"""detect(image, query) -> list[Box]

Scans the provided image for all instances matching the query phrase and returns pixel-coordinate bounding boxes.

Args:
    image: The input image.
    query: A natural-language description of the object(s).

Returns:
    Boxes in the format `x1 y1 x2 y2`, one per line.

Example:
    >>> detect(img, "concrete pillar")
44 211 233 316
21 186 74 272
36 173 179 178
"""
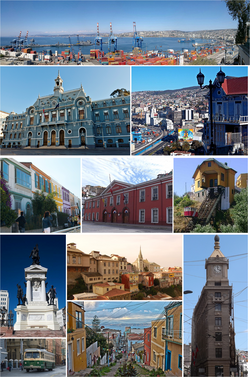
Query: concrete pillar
26 279 31 303
49 112 52 122
41 279 46 302
57 110 59 121
42 113 45 123
65 109 67 121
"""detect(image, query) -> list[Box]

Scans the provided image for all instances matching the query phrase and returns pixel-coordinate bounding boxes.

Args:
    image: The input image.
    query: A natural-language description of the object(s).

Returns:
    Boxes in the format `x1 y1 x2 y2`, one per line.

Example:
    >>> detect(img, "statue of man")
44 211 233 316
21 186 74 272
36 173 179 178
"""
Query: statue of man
29 244 40 265
48 285 56 305
17 285 23 305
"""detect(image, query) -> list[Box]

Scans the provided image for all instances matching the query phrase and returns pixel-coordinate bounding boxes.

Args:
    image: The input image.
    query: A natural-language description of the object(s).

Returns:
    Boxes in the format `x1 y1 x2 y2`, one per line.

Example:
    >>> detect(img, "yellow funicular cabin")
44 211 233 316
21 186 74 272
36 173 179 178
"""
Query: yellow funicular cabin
23 348 55 372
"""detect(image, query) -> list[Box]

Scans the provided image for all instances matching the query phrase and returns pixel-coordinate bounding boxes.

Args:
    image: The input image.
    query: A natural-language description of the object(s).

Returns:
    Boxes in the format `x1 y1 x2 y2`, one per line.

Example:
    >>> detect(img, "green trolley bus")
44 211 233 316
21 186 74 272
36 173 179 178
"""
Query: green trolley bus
23 348 55 372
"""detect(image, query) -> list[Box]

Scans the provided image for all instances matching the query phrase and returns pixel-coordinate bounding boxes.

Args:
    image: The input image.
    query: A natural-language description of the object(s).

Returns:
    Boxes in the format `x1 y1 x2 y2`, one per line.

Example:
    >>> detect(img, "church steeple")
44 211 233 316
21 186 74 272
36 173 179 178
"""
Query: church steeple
138 246 143 272
54 70 64 95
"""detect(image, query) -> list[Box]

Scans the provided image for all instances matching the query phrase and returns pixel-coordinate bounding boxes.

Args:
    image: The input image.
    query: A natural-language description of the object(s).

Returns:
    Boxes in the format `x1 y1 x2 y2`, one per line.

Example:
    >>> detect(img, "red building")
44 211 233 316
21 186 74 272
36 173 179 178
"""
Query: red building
144 328 151 366
84 172 172 227
139 272 154 287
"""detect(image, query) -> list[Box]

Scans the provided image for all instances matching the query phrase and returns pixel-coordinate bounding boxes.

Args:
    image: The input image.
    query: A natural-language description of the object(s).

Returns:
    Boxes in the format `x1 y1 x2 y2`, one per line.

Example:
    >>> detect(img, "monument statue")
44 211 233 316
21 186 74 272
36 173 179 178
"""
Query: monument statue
21 294 27 306
17 284 23 305
29 244 40 265
48 285 56 305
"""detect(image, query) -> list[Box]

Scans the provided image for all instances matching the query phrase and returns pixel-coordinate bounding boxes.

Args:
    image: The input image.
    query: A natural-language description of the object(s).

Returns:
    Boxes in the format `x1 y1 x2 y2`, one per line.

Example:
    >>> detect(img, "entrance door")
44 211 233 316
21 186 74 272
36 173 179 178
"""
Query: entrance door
210 179 213 187
103 211 107 222
67 343 73 372
43 131 48 146
123 210 129 223
166 351 171 370
68 139 72 148
51 131 56 146
111 210 117 223
28 138 31 146
80 128 86 146
59 130 64 145
81 135 85 145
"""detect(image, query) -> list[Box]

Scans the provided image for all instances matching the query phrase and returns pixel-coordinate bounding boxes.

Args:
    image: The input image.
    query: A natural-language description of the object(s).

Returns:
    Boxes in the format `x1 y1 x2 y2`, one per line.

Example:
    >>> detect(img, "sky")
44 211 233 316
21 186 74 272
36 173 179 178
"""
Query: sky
82 301 175 331
1 235 66 322
184 234 248 351
1 1 237 36
0 66 130 114
67 234 182 267
13 157 81 198
132 66 248 92
174 157 248 196
81 156 173 187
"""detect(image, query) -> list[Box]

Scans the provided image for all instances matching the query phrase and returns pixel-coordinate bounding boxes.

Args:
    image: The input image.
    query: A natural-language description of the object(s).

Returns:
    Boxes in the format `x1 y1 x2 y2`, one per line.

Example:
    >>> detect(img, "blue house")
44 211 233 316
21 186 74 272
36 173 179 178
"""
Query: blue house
204 76 248 154
2 71 130 150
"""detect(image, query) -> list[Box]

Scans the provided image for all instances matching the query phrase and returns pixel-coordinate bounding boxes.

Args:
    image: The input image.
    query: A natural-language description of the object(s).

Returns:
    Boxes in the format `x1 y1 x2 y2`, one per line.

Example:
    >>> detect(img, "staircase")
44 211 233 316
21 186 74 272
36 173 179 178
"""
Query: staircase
198 187 225 225
185 187 225 231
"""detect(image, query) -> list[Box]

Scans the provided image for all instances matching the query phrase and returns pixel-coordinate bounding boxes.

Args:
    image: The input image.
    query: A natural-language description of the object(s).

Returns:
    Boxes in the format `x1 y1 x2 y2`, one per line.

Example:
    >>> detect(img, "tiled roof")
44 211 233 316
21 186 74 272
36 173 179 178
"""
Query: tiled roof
103 289 129 297
222 76 248 95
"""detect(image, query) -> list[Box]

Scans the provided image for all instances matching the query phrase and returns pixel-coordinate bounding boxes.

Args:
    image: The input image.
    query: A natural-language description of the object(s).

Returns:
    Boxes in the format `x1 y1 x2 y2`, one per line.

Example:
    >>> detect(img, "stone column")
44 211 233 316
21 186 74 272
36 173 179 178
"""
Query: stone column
41 279 46 302
57 110 59 121
26 279 31 304
42 113 45 123
65 109 67 121
49 112 52 122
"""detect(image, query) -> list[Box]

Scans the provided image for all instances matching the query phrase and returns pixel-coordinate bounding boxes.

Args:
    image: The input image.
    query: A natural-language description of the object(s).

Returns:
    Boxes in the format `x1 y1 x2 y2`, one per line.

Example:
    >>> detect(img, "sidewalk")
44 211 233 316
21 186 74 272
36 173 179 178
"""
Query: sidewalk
69 356 126 376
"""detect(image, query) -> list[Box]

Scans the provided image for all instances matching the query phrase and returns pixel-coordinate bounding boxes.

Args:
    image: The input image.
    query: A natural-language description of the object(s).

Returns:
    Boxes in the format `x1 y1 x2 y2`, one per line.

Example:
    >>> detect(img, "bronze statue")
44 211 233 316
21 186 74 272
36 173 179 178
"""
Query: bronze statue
48 285 56 305
17 285 23 305
29 244 40 265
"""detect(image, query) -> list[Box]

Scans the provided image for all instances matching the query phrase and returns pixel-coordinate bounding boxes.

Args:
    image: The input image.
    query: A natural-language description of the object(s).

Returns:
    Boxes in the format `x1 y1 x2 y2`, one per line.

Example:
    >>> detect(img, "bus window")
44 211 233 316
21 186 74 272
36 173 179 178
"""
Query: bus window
33 352 40 359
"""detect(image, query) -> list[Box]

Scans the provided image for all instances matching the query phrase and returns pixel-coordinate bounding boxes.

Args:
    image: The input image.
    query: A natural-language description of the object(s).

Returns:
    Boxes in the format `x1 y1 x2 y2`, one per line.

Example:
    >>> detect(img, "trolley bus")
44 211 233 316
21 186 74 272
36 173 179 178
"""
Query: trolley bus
23 348 55 372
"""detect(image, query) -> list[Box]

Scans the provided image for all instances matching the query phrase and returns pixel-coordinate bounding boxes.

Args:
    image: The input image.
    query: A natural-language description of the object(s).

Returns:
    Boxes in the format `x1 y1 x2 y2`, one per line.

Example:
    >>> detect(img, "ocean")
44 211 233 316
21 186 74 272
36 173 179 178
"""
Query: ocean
1 36 213 55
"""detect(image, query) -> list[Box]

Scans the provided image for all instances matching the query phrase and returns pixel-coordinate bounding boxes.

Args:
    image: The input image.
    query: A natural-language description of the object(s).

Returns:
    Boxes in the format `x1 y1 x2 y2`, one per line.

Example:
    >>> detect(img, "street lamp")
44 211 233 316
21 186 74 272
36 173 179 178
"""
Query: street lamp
197 68 225 154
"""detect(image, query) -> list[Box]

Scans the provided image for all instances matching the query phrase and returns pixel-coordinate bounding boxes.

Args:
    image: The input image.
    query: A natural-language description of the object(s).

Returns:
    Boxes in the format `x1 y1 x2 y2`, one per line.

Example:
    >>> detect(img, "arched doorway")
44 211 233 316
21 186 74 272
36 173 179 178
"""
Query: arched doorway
51 130 56 146
68 139 72 148
59 130 64 145
43 131 48 146
79 127 86 146
28 132 32 146
111 209 117 223
122 208 129 223
103 210 108 222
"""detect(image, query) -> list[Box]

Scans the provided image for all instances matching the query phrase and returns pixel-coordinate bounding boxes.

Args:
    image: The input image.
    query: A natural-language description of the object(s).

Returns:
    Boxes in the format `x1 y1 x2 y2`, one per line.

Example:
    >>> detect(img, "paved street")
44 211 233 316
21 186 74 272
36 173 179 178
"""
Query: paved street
82 222 172 233
0 148 129 156
1 366 66 376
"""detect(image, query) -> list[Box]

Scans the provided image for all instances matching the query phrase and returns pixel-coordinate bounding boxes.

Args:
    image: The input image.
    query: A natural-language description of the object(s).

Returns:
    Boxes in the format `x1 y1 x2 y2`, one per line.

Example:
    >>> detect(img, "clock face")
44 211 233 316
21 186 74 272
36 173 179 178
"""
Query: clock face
214 265 221 273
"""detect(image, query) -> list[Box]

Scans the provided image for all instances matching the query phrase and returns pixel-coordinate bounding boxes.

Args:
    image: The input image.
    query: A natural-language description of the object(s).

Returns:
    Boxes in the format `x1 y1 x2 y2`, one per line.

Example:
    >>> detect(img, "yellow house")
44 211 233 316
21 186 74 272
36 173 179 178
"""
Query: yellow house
164 302 182 376
67 301 87 373
50 178 63 212
193 159 236 205
150 318 165 371
236 173 248 189
93 282 125 295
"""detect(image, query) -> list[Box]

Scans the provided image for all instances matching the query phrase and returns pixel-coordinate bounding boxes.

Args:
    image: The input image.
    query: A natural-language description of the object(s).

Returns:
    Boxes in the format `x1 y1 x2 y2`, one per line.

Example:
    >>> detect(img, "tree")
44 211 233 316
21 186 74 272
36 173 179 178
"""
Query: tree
154 278 160 286
32 191 58 217
92 315 101 332
225 0 250 44
182 141 191 151
110 88 130 98
86 326 111 357
144 266 149 272
189 57 218 65
220 188 248 233
0 174 17 227
191 224 216 233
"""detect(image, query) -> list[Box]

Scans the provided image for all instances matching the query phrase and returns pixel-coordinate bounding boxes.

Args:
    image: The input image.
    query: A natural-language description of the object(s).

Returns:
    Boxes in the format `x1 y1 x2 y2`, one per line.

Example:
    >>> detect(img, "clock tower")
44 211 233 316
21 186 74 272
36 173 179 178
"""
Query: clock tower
191 235 236 377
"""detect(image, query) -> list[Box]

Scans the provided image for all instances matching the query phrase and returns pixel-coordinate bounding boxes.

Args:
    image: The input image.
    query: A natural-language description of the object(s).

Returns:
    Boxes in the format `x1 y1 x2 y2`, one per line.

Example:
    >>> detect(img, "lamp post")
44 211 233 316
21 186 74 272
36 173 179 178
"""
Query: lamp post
197 68 225 154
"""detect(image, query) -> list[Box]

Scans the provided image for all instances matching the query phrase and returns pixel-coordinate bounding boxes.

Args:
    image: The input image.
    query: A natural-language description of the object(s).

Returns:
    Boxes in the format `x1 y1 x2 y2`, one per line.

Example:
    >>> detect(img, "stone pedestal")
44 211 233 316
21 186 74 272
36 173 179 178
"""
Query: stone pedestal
14 263 60 331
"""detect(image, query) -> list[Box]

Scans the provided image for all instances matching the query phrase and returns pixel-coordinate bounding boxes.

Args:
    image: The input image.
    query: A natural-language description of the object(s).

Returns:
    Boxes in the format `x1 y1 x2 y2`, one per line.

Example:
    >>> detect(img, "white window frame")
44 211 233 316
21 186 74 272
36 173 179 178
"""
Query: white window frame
96 212 99 221
139 189 145 202
151 186 158 201
93 201 95 208
166 184 172 199
77 338 80 355
166 207 172 224
116 195 120 205
124 193 129 204
151 208 159 224
82 337 85 352
139 209 145 223
104 198 107 207
110 196 113 206
92 212 95 221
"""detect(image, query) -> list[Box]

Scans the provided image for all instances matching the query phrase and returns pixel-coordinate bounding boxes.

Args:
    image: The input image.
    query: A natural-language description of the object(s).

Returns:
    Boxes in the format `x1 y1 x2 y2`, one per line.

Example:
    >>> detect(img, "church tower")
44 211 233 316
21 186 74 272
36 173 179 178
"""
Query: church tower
54 70 64 96
138 246 144 272
191 236 236 377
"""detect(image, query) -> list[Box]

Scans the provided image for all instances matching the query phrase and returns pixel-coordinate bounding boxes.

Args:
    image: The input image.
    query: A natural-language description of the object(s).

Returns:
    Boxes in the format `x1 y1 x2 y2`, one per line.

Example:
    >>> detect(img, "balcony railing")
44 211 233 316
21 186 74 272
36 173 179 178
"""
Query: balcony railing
214 114 248 123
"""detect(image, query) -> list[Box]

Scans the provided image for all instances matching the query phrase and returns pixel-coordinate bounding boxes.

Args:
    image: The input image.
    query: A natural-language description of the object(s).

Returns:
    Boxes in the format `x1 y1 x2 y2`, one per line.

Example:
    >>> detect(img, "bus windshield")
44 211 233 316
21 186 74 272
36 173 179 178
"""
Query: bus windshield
25 352 40 359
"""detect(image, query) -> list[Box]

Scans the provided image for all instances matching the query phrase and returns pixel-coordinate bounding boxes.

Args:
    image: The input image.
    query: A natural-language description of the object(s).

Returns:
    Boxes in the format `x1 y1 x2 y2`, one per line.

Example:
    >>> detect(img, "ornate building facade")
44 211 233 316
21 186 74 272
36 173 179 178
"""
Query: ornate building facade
2 72 130 150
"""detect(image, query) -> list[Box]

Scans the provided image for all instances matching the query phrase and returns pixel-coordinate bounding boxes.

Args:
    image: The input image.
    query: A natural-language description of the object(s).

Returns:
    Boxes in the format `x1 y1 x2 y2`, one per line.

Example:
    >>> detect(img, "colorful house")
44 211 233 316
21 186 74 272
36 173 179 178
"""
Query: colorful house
67 301 87 373
163 302 182 376
121 273 139 293
150 318 165 371
84 172 172 227
144 328 151 366
192 158 236 209
236 173 248 189
62 186 71 214
50 178 63 212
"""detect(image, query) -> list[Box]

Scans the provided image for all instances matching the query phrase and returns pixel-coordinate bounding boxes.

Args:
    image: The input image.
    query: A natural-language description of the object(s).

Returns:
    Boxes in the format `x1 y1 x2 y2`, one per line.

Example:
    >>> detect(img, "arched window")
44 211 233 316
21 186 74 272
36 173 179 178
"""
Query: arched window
116 125 122 134
126 124 130 133
10 134 12 139
106 126 111 134
96 127 101 135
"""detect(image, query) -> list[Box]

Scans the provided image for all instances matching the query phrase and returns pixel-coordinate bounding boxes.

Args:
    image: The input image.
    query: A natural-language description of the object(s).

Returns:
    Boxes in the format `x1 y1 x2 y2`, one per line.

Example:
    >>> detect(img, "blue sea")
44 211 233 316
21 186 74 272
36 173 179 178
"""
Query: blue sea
1 36 213 55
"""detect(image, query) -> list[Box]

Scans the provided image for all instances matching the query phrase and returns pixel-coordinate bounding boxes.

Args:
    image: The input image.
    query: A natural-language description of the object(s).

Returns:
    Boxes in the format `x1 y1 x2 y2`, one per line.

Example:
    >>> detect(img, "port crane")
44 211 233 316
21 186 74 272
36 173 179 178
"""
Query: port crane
95 23 103 51
76 34 82 58
133 22 143 50
24 31 29 47
11 31 21 50
108 22 117 52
